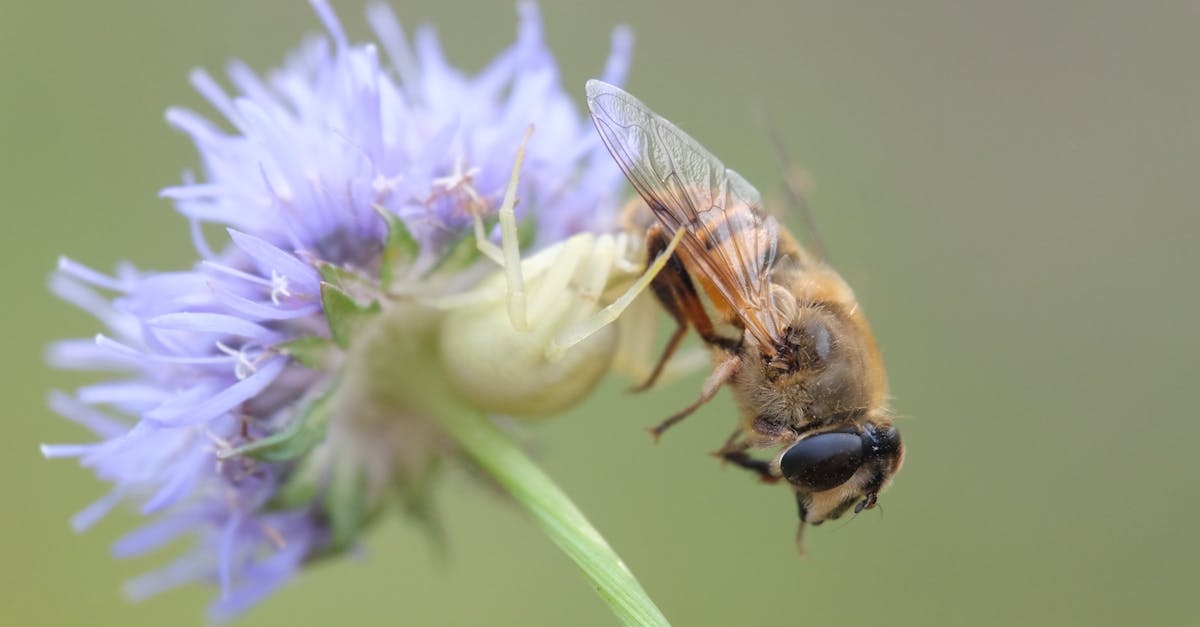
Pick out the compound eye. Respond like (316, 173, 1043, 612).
(871, 424, 902, 457)
(780, 432, 865, 492)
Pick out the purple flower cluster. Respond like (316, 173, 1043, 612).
(45, 1, 631, 619)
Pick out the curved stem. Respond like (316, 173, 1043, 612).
(365, 304, 667, 625)
(433, 404, 670, 627)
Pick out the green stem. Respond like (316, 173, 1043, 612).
(363, 303, 667, 624)
(434, 404, 670, 627)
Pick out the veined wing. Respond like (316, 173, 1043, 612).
(585, 79, 784, 353)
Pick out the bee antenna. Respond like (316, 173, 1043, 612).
(759, 104, 831, 262)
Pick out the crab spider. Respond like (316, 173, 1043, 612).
(436, 127, 692, 417)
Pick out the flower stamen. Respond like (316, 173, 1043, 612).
(258, 521, 287, 550)
(431, 156, 481, 194)
(215, 342, 268, 380)
(270, 270, 292, 305)
(203, 426, 235, 459)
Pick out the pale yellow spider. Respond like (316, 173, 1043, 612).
(436, 128, 702, 418)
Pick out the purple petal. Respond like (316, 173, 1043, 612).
(210, 287, 322, 321)
(46, 337, 139, 371)
(310, 0, 349, 50)
(145, 357, 286, 426)
(189, 217, 219, 260)
(200, 260, 273, 287)
(47, 390, 128, 438)
(78, 380, 169, 411)
(94, 335, 234, 367)
(48, 275, 134, 336)
(226, 229, 321, 293)
(57, 257, 127, 291)
(147, 312, 279, 340)
(71, 488, 125, 532)
(602, 26, 634, 86)
(141, 452, 207, 514)
(124, 550, 211, 602)
(226, 60, 277, 113)
(208, 531, 310, 621)
(366, 2, 417, 92)
(114, 510, 209, 558)
(217, 512, 246, 600)
(189, 68, 242, 132)
(40, 443, 103, 459)
(163, 108, 224, 150)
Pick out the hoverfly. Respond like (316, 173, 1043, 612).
(586, 80, 904, 549)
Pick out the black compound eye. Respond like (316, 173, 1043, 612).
(871, 424, 902, 457)
(780, 432, 865, 492)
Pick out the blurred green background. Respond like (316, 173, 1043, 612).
(4, 1, 1197, 625)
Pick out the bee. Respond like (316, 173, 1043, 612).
(585, 80, 904, 550)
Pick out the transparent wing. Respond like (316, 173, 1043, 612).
(586, 80, 784, 351)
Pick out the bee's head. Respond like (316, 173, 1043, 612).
(779, 420, 904, 525)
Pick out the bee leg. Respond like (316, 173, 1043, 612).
(547, 229, 685, 361)
(470, 126, 534, 331)
(611, 293, 709, 387)
(627, 320, 686, 393)
(719, 451, 780, 484)
(713, 433, 781, 483)
(717, 426, 750, 457)
(648, 351, 740, 440)
(631, 226, 739, 391)
(627, 231, 690, 391)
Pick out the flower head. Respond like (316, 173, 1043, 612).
(45, 1, 632, 619)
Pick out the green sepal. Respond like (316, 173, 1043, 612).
(274, 335, 337, 370)
(270, 459, 390, 558)
(395, 455, 446, 556)
(423, 215, 532, 279)
(373, 204, 419, 290)
(325, 457, 368, 552)
(268, 452, 323, 511)
(320, 281, 381, 349)
(427, 230, 482, 277)
(218, 375, 339, 463)
(317, 262, 371, 291)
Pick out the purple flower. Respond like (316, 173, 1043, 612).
(44, 1, 632, 620)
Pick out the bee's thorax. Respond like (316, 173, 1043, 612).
(732, 301, 884, 437)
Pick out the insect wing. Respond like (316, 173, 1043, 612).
(586, 80, 784, 351)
